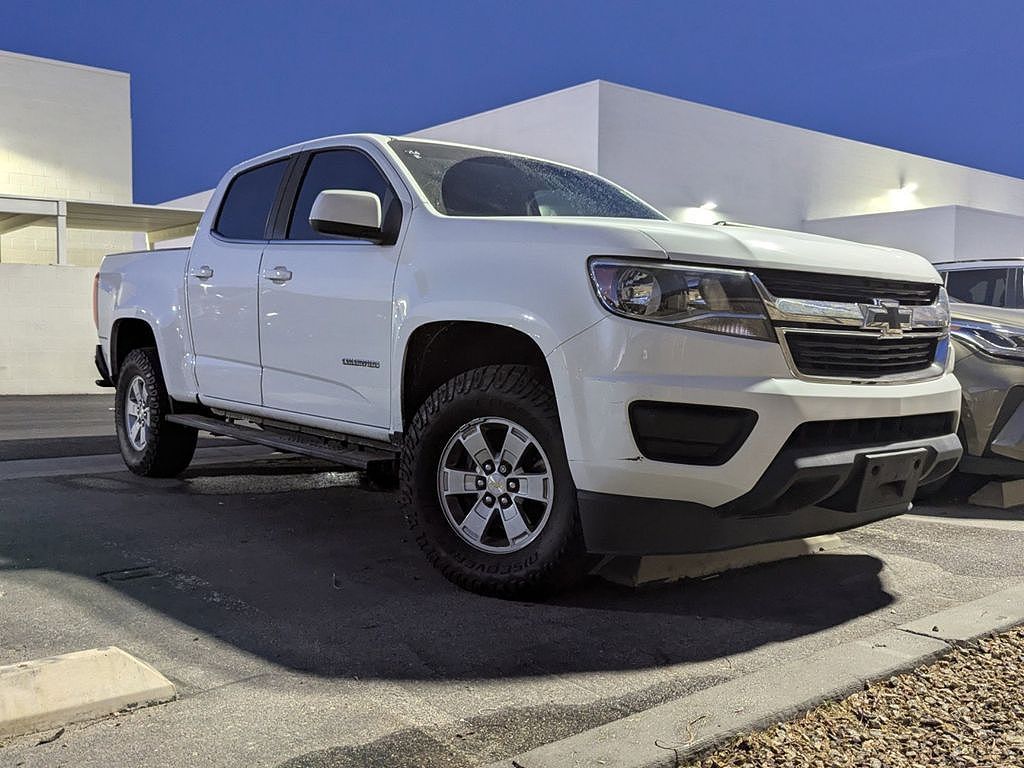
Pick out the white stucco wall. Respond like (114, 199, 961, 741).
(0, 50, 133, 267)
(804, 208, 959, 264)
(953, 208, 1024, 264)
(411, 80, 1024, 232)
(806, 206, 1024, 266)
(595, 82, 1024, 227)
(411, 82, 601, 173)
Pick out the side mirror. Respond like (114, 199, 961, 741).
(309, 190, 383, 240)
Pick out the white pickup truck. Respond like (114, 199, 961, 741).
(94, 134, 962, 596)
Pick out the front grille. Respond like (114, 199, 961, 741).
(756, 269, 939, 306)
(785, 412, 957, 452)
(786, 332, 937, 378)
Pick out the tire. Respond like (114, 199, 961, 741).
(400, 364, 592, 598)
(114, 347, 198, 478)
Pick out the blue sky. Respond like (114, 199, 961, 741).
(4, 0, 1023, 203)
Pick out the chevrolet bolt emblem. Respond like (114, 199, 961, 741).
(860, 298, 913, 337)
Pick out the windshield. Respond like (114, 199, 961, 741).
(389, 139, 667, 220)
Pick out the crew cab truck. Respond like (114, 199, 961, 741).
(94, 135, 962, 597)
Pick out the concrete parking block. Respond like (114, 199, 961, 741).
(598, 535, 844, 586)
(968, 478, 1024, 509)
(0, 646, 175, 738)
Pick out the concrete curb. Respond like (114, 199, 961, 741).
(0, 646, 176, 738)
(492, 582, 1024, 768)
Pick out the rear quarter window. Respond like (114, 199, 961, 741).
(944, 268, 1008, 307)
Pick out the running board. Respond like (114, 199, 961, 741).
(165, 414, 395, 469)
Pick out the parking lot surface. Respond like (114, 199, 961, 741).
(2, 395, 1023, 767)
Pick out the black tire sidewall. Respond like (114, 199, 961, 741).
(115, 350, 160, 468)
(114, 347, 195, 476)
(403, 367, 586, 594)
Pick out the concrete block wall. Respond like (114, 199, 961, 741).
(0, 50, 134, 267)
(1, 227, 133, 268)
(0, 264, 102, 394)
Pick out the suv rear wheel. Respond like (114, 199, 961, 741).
(400, 365, 591, 598)
(115, 347, 198, 477)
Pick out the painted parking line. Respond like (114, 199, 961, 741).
(0, 444, 279, 481)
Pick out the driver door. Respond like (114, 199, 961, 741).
(258, 147, 406, 427)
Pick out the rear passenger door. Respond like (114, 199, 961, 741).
(258, 146, 407, 427)
(187, 158, 290, 405)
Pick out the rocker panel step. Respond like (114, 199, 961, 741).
(165, 414, 394, 469)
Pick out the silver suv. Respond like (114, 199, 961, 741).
(936, 259, 1024, 479)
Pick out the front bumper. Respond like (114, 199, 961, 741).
(548, 316, 963, 507)
(578, 432, 961, 555)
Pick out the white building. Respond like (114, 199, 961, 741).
(0, 50, 200, 394)
(3, 62, 1023, 395)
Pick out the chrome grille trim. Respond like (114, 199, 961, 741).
(748, 274, 951, 384)
(751, 276, 950, 330)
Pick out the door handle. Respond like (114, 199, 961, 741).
(190, 265, 214, 280)
(261, 266, 293, 284)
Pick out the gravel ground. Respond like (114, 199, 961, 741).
(690, 626, 1024, 768)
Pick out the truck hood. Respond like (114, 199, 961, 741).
(634, 220, 941, 284)
(425, 213, 941, 284)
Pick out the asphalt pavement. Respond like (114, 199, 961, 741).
(1, 396, 1023, 767)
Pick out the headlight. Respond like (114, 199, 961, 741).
(588, 258, 774, 341)
(951, 319, 1024, 360)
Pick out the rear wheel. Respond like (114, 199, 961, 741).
(400, 364, 591, 598)
(115, 347, 197, 477)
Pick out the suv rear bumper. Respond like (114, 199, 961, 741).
(578, 432, 961, 555)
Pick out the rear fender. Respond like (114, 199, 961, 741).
(98, 248, 198, 400)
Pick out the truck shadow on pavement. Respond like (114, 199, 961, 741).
(2, 460, 893, 681)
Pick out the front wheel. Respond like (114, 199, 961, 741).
(400, 365, 592, 598)
(115, 347, 198, 477)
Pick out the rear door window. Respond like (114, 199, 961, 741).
(945, 268, 1009, 307)
(214, 159, 290, 240)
